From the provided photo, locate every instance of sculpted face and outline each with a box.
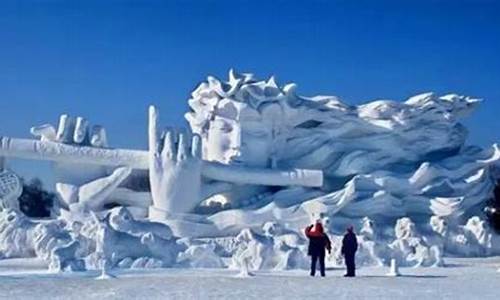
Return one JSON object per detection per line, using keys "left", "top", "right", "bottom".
{"left": 395, "top": 217, "right": 416, "bottom": 239}
{"left": 204, "top": 99, "right": 278, "bottom": 168}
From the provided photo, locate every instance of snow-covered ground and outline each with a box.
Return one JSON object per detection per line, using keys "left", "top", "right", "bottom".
{"left": 0, "top": 257, "right": 498, "bottom": 300}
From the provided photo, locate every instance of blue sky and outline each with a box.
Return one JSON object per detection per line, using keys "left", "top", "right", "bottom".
{"left": 0, "top": 0, "right": 499, "bottom": 187}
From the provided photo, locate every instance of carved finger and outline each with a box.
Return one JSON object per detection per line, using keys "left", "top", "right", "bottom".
{"left": 30, "top": 124, "right": 57, "bottom": 141}
{"left": 171, "top": 127, "right": 179, "bottom": 145}
{"left": 73, "top": 117, "right": 89, "bottom": 144}
{"left": 191, "top": 134, "right": 202, "bottom": 159}
{"left": 90, "top": 125, "right": 108, "bottom": 148}
{"left": 177, "top": 132, "right": 189, "bottom": 161}
{"left": 180, "top": 128, "right": 192, "bottom": 154}
{"left": 56, "top": 114, "right": 74, "bottom": 143}
{"left": 148, "top": 105, "right": 160, "bottom": 156}
{"left": 56, "top": 114, "right": 68, "bottom": 141}
{"left": 162, "top": 129, "right": 176, "bottom": 161}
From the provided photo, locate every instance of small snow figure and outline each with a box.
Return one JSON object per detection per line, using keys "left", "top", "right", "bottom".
{"left": 305, "top": 220, "right": 331, "bottom": 277}
{"left": 341, "top": 226, "right": 358, "bottom": 277}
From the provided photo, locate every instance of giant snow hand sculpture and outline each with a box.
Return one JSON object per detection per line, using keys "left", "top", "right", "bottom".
{"left": 31, "top": 115, "right": 132, "bottom": 212}
{"left": 148, "top": 106, "right": 225, "bottom": 218}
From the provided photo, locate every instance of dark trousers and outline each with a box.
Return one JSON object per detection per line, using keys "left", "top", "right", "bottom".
{"left": 344, "top": 253, "right": 356, "bottom": 276}
{"left": 310, "top": 254, "right": 325, "bottom": 276}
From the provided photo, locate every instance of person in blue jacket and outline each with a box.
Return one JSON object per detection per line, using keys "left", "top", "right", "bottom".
{"left": 341, "top": 226, "right": 358, "bottom": 277}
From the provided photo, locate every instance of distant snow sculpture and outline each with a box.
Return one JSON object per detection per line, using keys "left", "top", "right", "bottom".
{"left": 429, "top": 215, "right": 500, "bottom": 257}
{"left": 177, "top": 243, "right": 224, "bottom": 268}
{"left": 0, "top": 209, "right": 84, "bottom": 271}
{"left": 0, "top": 206, "right": 180, "bottom": 272}
{"left": 389, "top": 218, "right": 442, "bottom": 267}
{"left": 93, "top": 208, "right": 181, "bottom": 269}
{"left": 0, "top": 169, "right": 22, "bottom": 211}
{"left": 357, "top": 217, "right": 385, "bottom": 266}
{"left": 230, "top": 225, "right": 308, "bottom": 272}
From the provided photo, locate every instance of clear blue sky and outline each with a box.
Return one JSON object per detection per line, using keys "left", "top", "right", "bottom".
{"left": 0, "top": 0, "right": 499, "bottom": 187}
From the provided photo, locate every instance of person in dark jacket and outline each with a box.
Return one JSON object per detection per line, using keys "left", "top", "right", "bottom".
{"left": 305, "top": 220, "right": 331, "bottom": 277}
{"left": 341, "top": 226, "right": 358, "bottom": 277}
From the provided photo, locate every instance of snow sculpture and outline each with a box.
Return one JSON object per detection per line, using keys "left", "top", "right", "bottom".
{"left": 262, "top": 222, "right": 309, "bottom": 270}
{"left": 463, "top": 216, "right": 492, "bottom": 252}
{"left": 230, "top": 224, "right": 308, "bottom": 272}
{"left": 263, "top": 221, "right": 305, "bottom": 249}
{"left": 357, "top": 217, "right": 386, "bottom": 266}
{"left": 177, "top": 243, "right": 224, "bottom": 268}
{"left": 147, "top": 106, "right": 204, "bottom": 217}
{"left": 147, "top": 105, "right": 323, "bottom": 221}
{"left": 1, "top": 70, "right": 498, "bottom": 239}
{"left": 0, "top": 69, "right": 499, "bottom": 272}
{"left": 231, "top": 228, "right": 274, "bottom": 271}
{"left": 174, "top": 70, "right": 498, "bottom": 235}
{"left": 109, "top": 207, "right": 173, "bottom": 240}
{"left": 0, "top": 113, "right": 322, "bottom": 222}
{"left": 30, "top": 115, "right": 140, "bottom": 214}
{"left": 0, "top": 209, "right": 84, "bottom": 271}
{"left": 181, "top": 71, "right": 335, "bottom": 223}
{"left": 0, "top": 205, "right": 181, "bottom": 271}
{"left": 93, "top": 209, "right": 181, "bottom": 269}
{"left": 69, "top": 220, "right": 94, "bottom": 259}
{"left": 0, "top": 169, "right": 22, "bottom": 210}
{"left": 389, "top": 218, "right": 442, "bottom": 267}
{"left": 430, "top": 215, "right": 500, "bottom": 257}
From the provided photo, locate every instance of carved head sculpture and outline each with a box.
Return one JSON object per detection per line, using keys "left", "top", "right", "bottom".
{"left": 0, "top": 209, "right": 25, "bottom": 229}
{"left": 464, "top": 216, "right": 491, "bottom": 246}
{"left": 262, "top": 221, "right": 280, "bottom": 237}
{"left": 429, "top": 215, "right": 448, "bottom": 237}
{"left": 360, "top": 217, "right": 376, "bottom": 239}
{"left": 71, "top": 221, "right": 83, "bottom": 236}
{"left": 109, "top": 206, "right": 134, "bottom": 230}
{"left": 186, "top": 70, "right": 302, "bottom": 169}
{"left": 394, "top": 217, "right": 417, "bottom": 240}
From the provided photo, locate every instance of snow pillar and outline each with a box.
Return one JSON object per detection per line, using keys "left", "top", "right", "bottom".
{"left": 387, "top": 259, "right": 401, "bottom": 277}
